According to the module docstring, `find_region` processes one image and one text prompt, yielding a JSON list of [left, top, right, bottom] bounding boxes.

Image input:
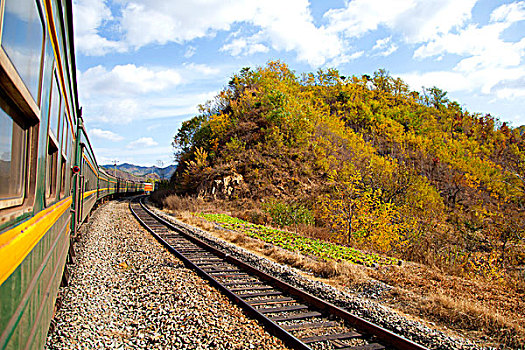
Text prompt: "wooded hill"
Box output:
[[172, 61, 524, 281], [101, 163, 177, 180]]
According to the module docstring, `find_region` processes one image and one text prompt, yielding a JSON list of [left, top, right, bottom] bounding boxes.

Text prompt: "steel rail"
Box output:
[[129, 196, 429, 350]]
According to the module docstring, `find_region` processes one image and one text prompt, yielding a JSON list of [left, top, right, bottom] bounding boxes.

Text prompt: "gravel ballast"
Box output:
[[148, 203, 484, 350], [45, 200, 289, 349]]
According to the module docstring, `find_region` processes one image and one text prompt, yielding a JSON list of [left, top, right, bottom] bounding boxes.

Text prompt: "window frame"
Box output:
[[0, 95, 29, 209], [45, 73, 62, 205], [58, 154, 66, 198], [45, 138, 58, 200], [0, 0, 46, 119], [48, 70, 61, 139], [58, 112, 70, 198], [0, 0, 46, 213]]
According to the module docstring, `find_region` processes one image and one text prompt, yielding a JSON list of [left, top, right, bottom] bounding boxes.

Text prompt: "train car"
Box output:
[[0, 1, 79, 348], [0, 1, 142, 349]]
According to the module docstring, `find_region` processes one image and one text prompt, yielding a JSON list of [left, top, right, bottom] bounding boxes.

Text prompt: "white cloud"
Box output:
[[73, 0, 126, 55], [78, 61, 218, 124], [78, 64, 188, 124], [143, 91, 219, 118], [324, 0, 477, 43], [373, 37, 391, 51], [413, 2, 525, 69], [378, 44, 398, 57], [247, 0, 344, 66], [90, 128, 124, 141], [400, 67, 525, 102], [184, 46, 197, 58], [495, 87, 525, 100], [74, 0, 348, 66], [414, 24, 525, 69], [79, 64, 182, 98], [120, 0, 256, 47], [127, 137, 158, 149], [327, 51, 364, 66], [372, 37, 398, 56], [220, 33, 269, 56], [490, 1, 525, 23], [182, 63, 221, 76], [409, 2, 525, 100], [400, 70, 474, 93]]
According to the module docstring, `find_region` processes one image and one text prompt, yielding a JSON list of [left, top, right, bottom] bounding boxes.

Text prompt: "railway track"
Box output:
[[130, 196, 428, 350]]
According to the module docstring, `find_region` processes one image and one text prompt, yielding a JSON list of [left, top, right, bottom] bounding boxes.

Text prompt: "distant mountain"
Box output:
[[101, 163, 177, 180]]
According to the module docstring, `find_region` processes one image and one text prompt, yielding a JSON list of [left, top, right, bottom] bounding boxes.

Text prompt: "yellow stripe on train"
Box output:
[[0, 188, 118, 285], [0, 197, 72, 286]]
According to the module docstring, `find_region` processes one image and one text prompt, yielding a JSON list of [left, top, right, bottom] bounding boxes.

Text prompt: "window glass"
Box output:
[[1, 0, 44, 101], [45, 142, 57, 199], [0, 106, 27, 200], [48, 72, 61, 137], [59, 156, 66, 197], [58, 109, 65, 149], [63, 119, 70, 157], [40, 37, 54, 110]]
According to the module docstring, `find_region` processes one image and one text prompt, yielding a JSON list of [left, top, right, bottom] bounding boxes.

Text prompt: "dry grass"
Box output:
[[174, 208, 369, 286], [374, 264, 525, 349], [161, 195, 525, 348]]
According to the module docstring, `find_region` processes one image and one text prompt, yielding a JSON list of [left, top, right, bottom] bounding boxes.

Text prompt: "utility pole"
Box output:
[[111, 160, 119, 177]]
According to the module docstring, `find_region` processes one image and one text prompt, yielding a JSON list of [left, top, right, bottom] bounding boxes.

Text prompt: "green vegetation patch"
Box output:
[[199, 213, 399, 267]]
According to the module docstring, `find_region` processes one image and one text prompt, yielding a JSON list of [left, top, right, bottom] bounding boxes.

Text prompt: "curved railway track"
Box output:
[[130, 196, 428, 350]]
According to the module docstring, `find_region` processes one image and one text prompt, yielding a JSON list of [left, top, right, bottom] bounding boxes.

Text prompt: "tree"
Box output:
[[318, 171, 362, 244], [428, 87, 449, 109], [373, 69, 392, 92]]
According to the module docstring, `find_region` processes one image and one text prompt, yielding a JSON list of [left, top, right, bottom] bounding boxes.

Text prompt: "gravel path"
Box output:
[[148, 203, 484, 350], [45, 200, 289, 350]]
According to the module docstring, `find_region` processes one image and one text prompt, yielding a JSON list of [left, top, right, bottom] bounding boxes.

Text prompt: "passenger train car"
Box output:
[[0, 0, 142, 348]]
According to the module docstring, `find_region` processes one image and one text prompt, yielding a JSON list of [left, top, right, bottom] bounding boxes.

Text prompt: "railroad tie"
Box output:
[[270, 311, 322, 322], [300, 331, 362, 344], [336, 344, 385, 350], [281, 321, 337, 331], [257, 304, 309, 314]]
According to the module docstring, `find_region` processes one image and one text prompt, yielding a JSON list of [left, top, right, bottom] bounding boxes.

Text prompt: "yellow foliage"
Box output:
[[173, 61, 524, 278]]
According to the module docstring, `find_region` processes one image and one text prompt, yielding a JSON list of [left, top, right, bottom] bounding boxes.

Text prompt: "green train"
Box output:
[[0, 0, 142, 348]]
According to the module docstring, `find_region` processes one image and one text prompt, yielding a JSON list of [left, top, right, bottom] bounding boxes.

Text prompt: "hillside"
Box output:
[[166, 61, 525, 346], [172, 61, 524, 276], [101, 163, 176, 180]]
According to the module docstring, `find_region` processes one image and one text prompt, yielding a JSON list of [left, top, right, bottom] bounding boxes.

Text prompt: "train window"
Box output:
[[58, 110, 65, 150], [58, 114, 69, 198], [45, 141, 58, 199], [59, 156, 66, 198], [0, 102, 27, 208], [48, 72, 61, 137], [45, 71, 61, 203], [63, 118, 70, 157], [1, 0, 44, 102], [40, 37, 54, 109]]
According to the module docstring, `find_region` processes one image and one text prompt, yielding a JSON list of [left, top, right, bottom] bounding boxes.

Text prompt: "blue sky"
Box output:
[[73, 0, 525, 166]]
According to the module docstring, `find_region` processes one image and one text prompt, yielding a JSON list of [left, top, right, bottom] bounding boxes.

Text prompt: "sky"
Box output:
[[72, 0, 525, 167]]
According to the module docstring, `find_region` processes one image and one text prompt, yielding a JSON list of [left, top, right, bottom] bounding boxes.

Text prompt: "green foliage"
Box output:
[[171, 61, 525, 279], [199, 213, 399, 267], [173, 115, 210, 154], [262, 200, 315, 227]]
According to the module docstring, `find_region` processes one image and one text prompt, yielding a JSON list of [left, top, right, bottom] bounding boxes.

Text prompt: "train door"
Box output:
[[75, 152, 85, 228], [79, 175, 85, 223]]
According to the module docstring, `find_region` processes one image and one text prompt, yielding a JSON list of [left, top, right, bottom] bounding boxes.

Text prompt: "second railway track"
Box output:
[[130, 196, 428, 350]]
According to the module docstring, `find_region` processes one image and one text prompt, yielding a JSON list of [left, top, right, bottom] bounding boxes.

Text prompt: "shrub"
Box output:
[[262, 200, 315, 227], [150, 189, 174, 207]]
